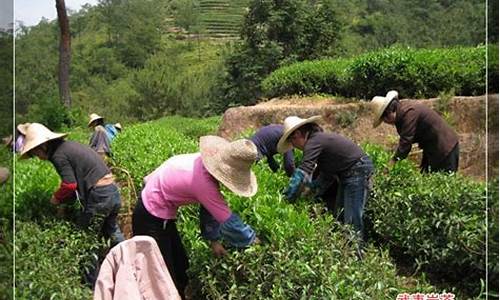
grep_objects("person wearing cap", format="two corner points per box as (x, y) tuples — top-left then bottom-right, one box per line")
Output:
(249, 124), (295, 176)
(371, 90), (459, 173)
(277, 116), (374, 241)
(21, 123), (125, 285)
(132, 136), (259, 299)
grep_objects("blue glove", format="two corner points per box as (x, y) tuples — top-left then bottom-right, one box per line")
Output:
(282, 169), (306, 202)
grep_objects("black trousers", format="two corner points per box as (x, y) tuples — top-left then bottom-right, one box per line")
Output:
(421, 143), (460, 173)
(132, 197), (189, 299)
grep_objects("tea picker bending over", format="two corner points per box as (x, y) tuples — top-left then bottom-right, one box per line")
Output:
(249, 124), (295, 176)
(21, 123), (125, 286)
(278, 116), (374, 245)
(371, 90), (459, 173)
(132, 136), (260, 300)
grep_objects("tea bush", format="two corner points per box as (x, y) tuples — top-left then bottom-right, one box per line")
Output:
(262, 45), (498, 99)
(364, 143), (498, 294)
(111, 117), (437, 297)
(181, 162), (435, 299)
(14, 116), (495, 298)
(15, 219), (106, 299)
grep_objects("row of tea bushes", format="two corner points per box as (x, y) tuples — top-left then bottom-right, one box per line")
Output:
(262, 44), (498, 99)
(181, 161), (435, 299)
(15, 219), (106, 299)
(364, 143), (498, 295)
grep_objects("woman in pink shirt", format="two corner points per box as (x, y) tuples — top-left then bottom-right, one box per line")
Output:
(132, 136), (259, 299)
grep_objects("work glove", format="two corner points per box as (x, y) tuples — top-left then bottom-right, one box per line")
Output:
(282, 169), (306, 202)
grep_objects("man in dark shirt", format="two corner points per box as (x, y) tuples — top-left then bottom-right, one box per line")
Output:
(21, 123), (125, 286)
(371, 90), (459, 173)
(250, 124), (295, 176)
(278, 116), (374, 241)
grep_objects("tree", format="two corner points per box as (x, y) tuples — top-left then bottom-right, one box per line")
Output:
(221, 0), (341, 106)
(56, 0), (72, 108)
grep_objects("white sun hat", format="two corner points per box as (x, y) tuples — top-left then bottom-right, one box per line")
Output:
(277, 115), (322, 154)
(371, 90), (399, 128)
(88, 113), (104, 127)
(114, 123), (122, 131)
(200, 136), (258, 197)
(20, 123), (67, 158)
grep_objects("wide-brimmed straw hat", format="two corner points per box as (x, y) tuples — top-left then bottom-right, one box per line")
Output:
(371, 90), (398, 128)
(20, 123), (67, 158)
(277, 115), (321, 153)
(114, 123), (122, 131)
(200, 136), (258, 197)
(17, 123), (31, 135)
(88, 113), (104, 127)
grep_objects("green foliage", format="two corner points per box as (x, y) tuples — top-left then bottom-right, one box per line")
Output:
(14, 157), (60, 221)
(262, 45), (498, 99)
(363, 143), (498, 295)
(15, 219), (106, 299)
(0, 31), (12, 137)
(111, 116), (435, 298)
(112, 116), (219, 188)
(184, 162), (434, 299)
(221, 0), (342, 106)
(0, 220), (13, 300)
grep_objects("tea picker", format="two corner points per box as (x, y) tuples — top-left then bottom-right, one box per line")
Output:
(20, 123), (125, 287)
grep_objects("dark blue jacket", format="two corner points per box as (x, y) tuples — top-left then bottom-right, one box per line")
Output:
(250, 124), (295, 176)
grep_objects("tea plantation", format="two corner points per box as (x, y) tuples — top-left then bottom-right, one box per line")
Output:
(7, 116), (498, 299)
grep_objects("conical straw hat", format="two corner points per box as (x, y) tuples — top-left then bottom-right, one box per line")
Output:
(371, 90), (398, 128)
(114, 123), (122, 131)
(200, 136), (258, 197)
(88, 113), (104, 127)
(20, 123), (67, 158)
(277, 115), (321, 153)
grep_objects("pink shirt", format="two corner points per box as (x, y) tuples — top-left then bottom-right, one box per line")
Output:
(141, 153), (232, 223)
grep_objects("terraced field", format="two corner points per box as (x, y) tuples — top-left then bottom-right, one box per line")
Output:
(198, 0), (249, 38)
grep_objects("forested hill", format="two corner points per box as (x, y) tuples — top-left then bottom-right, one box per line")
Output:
(12, 0), (497, 133)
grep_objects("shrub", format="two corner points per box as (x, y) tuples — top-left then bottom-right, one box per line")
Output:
(261, 58), (351, 98)
(363, 143), (498, 295)
(15, 219), (106, 300)
(182, 163), (434, 299)
(262, 45), (498, 99)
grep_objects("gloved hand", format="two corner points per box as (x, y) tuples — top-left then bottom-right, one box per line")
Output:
(282, 169), (306, 202)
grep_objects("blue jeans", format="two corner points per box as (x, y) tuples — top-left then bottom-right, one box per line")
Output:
(335, 156), (373, 239)
(78, 184), (125, 245)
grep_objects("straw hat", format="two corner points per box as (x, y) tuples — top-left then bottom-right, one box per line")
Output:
(114, 123), (122, 131)
(17, 123), (31, 135)
(371, 90), (398, 128)
(20, 123), (67, 158)
(88, 113), (104, 127)
(277, 115), (322, 153)
(200, 136), (258, 197)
